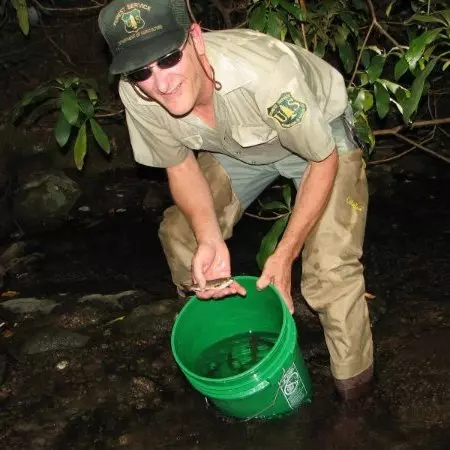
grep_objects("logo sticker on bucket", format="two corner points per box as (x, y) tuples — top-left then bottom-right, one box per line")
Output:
(279, 363), (307, 409)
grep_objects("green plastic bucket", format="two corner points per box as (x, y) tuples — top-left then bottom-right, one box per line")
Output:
(170, 275), (313, 420)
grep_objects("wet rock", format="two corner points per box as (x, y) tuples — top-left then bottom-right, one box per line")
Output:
(119, 302), (177, 336)
(21, 328), (90, 355)
(0, 240), (44, 289)
(13, 170), (81, 229)
(0, 297), (59, 314)
(56, 307), (104, 329)
(123, 376), (161, 411)
(78, 290), (139, 310)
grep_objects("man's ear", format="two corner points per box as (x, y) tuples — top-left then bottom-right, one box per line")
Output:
(189, 22), (205, 56)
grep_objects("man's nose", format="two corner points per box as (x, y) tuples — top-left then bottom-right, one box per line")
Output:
(152, 66), (171, 93)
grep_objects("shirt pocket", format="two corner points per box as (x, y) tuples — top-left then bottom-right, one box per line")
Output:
(230, 124), (277, 147)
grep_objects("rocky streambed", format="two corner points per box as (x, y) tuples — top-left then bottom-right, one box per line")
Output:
(0, 162), (449, 450)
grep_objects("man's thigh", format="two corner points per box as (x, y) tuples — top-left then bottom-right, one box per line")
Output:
(211, 153), (309, 209)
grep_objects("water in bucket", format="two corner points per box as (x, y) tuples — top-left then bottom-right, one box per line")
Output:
(195, 331), (278, 379)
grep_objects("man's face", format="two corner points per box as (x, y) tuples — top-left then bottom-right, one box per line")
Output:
(134, 31), (205, 117)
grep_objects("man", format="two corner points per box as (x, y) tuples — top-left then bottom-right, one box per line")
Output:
(99, 0), (373, 401)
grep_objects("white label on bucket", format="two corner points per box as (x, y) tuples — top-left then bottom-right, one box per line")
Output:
(279, 363), (307, 409)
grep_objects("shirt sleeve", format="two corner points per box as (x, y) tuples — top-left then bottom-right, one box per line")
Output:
(254, 54), (337, 162)
(119, 81), (190, 168)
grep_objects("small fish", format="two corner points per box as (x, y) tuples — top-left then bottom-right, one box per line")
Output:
(188, 277), (234, 292)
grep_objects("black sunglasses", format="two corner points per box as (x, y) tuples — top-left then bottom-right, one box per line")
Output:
(125, 36), (189, 83)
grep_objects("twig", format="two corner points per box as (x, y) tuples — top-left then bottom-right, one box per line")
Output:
(41, 22), (75, 66)
(95, 109), (125, 119)
(296, 0), (308, 50)
(368, 135), (434, 165)
(373, 117), (450, 135)
(394, 133), (450, 163)
(348, 21), (375, 87)
(366, 0), (403, 48)
(349, 0), (405, 87)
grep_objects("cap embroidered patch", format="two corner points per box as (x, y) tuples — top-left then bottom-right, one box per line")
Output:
(267, 92), (307, 128)
(122, 9), (145, 34)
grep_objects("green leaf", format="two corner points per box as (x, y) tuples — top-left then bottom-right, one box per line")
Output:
(73, 122), (87, 170)
(82, 78), (100, 91)
(89, 118), (110, 154)
(340, 11), (360, 35)
(374, 81), (390, 119)
(354, 111), (375, 152)
(378, 79), (405, 95)
(394, 57), (409, 80)
(248, 5), (267, 31)
(351, 0), (368, 13)
(279, 0), (305, 21)
(287, 21), (303, 45)
(22, 98), (60, 123)
(282, 184), (291, 208)
(256, 215), (289, 271)
(438, 10), (450, 27)
(12, 87), (54, 122)
(61, 89), (80, 125)
(405, 29), (443, 70)
(386, 0), (395, 17)
(364, 45), (383, 55)
(54, 113), (72, 147)
(337, 39), (356, 73)
(407, 12), (449, 26)
(86, 88), (98, 104)
(266, 11), (285, 39)
(353, 88), (374, 112)
(402, 58), (438, 121)
(314, 40), (326, 58)
(358, 72), (369, 87)
(361, 50), (371, 69)
(367, 55), (386, 83)
(78, 98), (95, 118)
(20, 86), (53, 107)
(62, 76), (80, 89)
(11, 0), (29, 35)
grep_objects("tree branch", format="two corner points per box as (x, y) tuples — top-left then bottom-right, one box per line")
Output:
(373, 117), (450, 136)
(394, 133), (450, 163)
(348, 0), (405, 87)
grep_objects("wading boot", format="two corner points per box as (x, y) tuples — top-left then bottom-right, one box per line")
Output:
(334, 364), (374, 402)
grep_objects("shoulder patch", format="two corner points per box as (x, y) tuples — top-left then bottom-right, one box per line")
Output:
(267, 92), (307, 128)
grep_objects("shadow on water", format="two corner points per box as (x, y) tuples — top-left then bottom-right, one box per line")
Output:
(0, 166), (450, 449)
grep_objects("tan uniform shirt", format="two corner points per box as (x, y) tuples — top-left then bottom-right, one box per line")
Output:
(119, 29), (348, 168)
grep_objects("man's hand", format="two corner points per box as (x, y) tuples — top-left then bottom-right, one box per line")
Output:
(191, 239), (246, 299)
(256, 251), (294, 313)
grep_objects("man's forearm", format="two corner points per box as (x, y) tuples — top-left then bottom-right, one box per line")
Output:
(276, 148), (339, 261)
(166, 152), (222, 244)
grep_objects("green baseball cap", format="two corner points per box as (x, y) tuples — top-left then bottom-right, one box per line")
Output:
(99, 0), (191, 75)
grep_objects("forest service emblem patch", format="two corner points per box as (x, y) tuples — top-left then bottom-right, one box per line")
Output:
(267, 92), (307, 128)
(122, 9), (145, 33)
